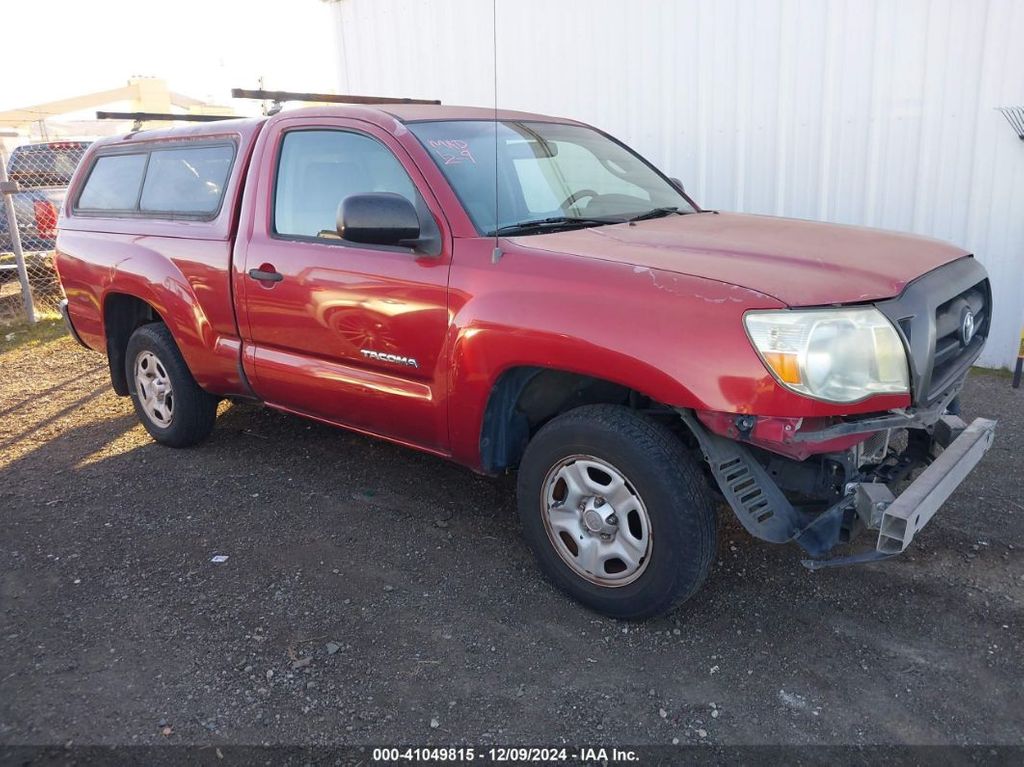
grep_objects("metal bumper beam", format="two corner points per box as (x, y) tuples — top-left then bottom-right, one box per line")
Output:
(805, 416), (997, 568)
(874, 417), (997, 554)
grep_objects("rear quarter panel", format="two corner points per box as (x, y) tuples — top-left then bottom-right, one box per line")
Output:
(56, 230), (249, 394)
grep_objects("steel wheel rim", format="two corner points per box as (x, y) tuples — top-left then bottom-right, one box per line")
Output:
(540, 454), (652, 587)
(134, 350), (174, 428)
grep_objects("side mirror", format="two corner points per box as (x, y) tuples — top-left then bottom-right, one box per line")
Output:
(337, 192), (420, 247)
(669, 177), (686, 195)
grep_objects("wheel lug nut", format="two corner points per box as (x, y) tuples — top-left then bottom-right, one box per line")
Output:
(594, 498), (605, 507)
(607, 515), (617, 525)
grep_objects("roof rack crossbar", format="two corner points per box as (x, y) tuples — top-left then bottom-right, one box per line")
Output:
(96, 111), (236, 122)
(231, 88), (440, 106)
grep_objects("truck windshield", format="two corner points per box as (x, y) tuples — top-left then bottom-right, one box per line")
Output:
(408, 120), (694, 236)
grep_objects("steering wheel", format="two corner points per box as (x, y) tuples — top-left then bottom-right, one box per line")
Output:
(560, 189), (599, 210)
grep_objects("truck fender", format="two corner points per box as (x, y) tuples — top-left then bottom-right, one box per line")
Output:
(101, 250), (243, 396)
(446, 323), (699, 470)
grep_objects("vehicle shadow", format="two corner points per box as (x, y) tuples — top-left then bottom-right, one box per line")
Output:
(0, 383), (111, 451)
(0, 363), (107, 419)
(0, 384), (789, 624)
(1, 412), (139, 516)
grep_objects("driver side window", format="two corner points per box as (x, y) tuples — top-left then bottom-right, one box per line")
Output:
(274, 129), (417, 239)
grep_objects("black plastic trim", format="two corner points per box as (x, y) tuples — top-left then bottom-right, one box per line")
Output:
(58, 299), (89, 349)
(247, 268), (283, 283)
(874, 257), (990, 407)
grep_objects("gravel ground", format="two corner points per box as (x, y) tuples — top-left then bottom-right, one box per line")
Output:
(1, 324), (1022, 748)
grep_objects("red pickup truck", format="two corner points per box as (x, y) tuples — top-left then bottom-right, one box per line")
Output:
(55, 104), (996, 618)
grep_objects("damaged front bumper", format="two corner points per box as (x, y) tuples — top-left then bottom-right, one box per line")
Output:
(840, 416), (996, 563)
(678, 409), (997, 569)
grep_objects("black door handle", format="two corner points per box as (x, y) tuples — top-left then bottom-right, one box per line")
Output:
(248, 268), (283, 283)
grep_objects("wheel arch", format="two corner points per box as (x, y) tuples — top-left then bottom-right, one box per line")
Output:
(97, 255), (243, 398)
(102, 292), (165, 395)
(478, 365), (684, 473)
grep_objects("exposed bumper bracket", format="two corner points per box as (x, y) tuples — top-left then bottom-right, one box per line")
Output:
(854, 482), (894, 529)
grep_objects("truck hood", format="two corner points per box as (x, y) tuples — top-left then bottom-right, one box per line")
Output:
(515, 212), (969, 306)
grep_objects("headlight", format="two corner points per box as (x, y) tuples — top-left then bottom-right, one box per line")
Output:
(744, 307), (909, 403)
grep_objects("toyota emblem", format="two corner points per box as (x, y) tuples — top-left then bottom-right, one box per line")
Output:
(960, 307), (976, 346)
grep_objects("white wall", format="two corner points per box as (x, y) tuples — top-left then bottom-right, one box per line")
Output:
(333, 0), (1024, 368)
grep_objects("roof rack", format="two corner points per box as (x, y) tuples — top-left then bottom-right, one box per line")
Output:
(96, 111), (236, 123)
(231, 88), (440, 106)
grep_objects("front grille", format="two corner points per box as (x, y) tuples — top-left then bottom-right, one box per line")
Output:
(876, 257), (991, 406)
(930, 284), (988, 397)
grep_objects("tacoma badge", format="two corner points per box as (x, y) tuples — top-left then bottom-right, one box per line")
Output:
(360, 349), (419, 368)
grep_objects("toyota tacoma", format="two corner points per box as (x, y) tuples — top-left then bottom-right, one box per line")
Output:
(55, 104), (996, 618)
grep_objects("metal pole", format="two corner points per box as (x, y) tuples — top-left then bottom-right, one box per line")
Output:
(1013, 327), (1023, 389)
(0, 147), (36, 323)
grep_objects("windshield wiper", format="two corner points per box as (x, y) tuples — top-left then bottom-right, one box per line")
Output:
(627, 206), (681, 222)
(488, 216), (613, 236)
(490, 207), (683, 236)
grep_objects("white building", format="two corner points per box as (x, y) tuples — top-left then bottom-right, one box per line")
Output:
(331, 0), (1024, 369)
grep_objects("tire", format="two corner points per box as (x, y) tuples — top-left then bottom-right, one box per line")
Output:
(124, 323), (218, 447)
(516, 405), (717, 620)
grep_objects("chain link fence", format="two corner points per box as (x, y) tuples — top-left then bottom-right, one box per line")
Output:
(0, 140), (91, 323)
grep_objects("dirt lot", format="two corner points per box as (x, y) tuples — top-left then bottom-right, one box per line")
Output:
(1, 322), (1022, 748)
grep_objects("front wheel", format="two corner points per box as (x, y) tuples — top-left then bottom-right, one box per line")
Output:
(125, 323), (218, 447)
(516, 405), (717, 620)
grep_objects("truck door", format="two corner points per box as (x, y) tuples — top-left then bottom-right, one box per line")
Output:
(236, 118), (453, 453)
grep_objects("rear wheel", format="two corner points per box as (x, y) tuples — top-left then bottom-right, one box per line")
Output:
(517, 405), (717, 619)
(125, 323), (218, 447)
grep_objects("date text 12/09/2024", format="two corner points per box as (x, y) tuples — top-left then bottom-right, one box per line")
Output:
(372, 747), (639, 762)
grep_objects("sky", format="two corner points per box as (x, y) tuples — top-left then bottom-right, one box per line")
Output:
(1, 0), (339, 115)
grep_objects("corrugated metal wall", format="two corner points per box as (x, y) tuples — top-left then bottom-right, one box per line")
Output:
(333, 0), (1024, 368)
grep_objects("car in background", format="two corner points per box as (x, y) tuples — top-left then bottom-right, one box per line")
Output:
(1, 141), (90, 287)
